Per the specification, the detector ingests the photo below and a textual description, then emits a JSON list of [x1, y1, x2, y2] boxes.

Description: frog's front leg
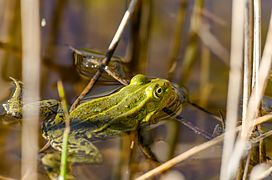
[[138, 127, 160, 163], [41, 136, 102, 179]]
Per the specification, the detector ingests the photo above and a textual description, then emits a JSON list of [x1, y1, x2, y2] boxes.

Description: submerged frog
[[2, 74, 183, 179]]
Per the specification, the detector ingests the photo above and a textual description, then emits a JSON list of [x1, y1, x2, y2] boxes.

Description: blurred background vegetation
[[0, 0, 271, 179]]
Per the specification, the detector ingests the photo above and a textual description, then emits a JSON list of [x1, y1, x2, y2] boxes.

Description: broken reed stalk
[[135, 114, 272, 180], [219, 0, 245, 179], [239, 0, 253, 178], [251, 0, 261, 100], [242, 0, 253, 129], [226, 8, 272, 179], [57, 81, 70, 180], [252, 0, 265, 165], [20, 0, 40, 179], [70, 0, 138, 111]]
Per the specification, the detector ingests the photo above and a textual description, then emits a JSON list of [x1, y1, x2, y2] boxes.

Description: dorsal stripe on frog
[[68, 79, 168, 132]]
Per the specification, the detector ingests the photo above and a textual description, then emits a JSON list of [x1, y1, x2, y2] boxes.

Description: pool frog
[[2, 74, 183, 179]]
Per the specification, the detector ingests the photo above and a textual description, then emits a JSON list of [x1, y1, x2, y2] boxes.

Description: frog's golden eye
[[153, 86, 163, 99]]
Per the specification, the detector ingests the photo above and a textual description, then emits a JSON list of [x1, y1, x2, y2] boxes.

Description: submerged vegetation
[[0, 0, 271, 180]]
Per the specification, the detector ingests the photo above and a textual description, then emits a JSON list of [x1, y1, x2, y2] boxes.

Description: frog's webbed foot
[[41, 152, 74, 180], [41, 152, 60, 180]]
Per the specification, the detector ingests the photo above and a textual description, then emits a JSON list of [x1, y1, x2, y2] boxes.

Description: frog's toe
[[41, 152, 75, 180], [41, 153, 61, 180]]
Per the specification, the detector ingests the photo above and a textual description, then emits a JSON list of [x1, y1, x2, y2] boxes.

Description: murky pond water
[[0, 0, 271, 179]]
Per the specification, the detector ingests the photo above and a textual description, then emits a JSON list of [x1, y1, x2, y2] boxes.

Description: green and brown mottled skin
[[2, 74, 183, 179], [2, 77, 23, 118]]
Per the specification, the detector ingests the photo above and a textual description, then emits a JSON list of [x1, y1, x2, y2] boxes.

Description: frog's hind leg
[[42, 136, 101, 163], [41, 138, 102, 179], [138, 128, 160, 163], [2, 77, 23, 118], [68, 136, 103, 164]]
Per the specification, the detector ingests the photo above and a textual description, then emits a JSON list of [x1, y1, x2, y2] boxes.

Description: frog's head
[[139, 75, 183, 125]]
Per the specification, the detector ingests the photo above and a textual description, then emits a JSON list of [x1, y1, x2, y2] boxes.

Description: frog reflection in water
[[2, 74, 183, 179]]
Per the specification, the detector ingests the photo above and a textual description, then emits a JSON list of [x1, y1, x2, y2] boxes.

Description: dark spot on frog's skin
[[44, 165, 54, 172], [77, 150, 88, 154], [80, 141, 87, 146]]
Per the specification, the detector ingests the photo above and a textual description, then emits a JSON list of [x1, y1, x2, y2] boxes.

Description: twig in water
[[163, 108, 213, 140], [251, 129, 272, 144], [189, 101, 224, 123], [135, 113, 272, 180], [70, 0, 138, 111]]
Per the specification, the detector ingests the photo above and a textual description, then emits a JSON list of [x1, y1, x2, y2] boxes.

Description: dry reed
[[20, 0, 40, 179], [220, 0, 245, 179]]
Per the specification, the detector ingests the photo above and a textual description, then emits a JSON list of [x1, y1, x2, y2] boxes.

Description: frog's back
[[68, 74, 180, 137], [68, 84, 146, 133]]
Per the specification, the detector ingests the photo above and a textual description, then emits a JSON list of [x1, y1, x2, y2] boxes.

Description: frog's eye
[[153, 87, 163, 99]]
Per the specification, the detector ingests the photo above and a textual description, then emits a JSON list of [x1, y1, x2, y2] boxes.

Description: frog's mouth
[[150, 89, 183, 125], [166, 92, 183, 115]]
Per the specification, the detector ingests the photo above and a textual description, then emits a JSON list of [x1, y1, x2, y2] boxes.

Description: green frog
[[2, 74, 183, 179]]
